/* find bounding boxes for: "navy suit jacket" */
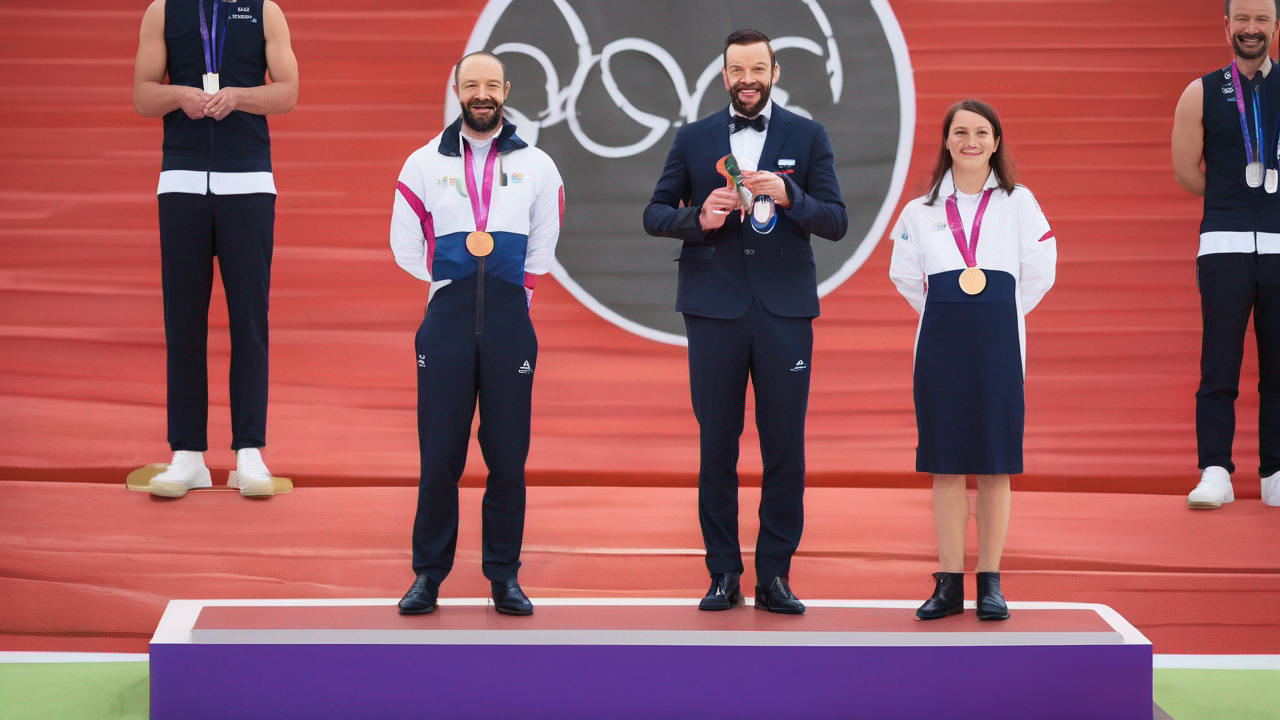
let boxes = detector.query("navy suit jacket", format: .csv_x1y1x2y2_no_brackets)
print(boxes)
643,103,848,319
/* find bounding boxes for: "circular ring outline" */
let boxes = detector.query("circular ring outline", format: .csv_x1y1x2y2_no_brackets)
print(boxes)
451,0,916,346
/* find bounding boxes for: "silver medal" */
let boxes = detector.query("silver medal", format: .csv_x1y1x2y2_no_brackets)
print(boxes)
202,72,220,94
1247,161,1265,188
1268,169,1279,194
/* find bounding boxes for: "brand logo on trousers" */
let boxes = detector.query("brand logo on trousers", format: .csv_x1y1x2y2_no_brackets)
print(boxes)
519,360,533,374
418,354,426,368
790,359,808,372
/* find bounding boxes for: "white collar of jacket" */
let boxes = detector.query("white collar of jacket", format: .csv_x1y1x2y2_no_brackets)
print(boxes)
941,167,1000,197
436,116,529,158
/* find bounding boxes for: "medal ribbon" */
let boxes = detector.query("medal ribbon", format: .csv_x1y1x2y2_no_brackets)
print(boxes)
462,138,499,233
198,0,229,78
945,187,995,268
1230,59,1264,167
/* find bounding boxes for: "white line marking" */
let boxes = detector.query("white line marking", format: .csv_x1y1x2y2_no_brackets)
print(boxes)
1154,655,1280,670
0,652,148,663
3,651,1274,670
149,598,1152,646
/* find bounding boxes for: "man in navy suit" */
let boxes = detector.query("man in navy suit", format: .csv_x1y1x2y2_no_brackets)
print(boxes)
643,29,848,614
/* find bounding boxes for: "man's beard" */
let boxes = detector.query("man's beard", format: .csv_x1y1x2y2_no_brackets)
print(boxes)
729,80,771,117
1233,32,1272,60
460,99,504,133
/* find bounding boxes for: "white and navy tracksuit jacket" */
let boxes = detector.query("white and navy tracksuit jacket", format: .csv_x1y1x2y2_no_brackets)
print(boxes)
390,118,563,584
391,119,563,307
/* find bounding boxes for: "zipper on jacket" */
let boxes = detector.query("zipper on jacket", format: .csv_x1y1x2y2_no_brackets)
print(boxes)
476,258,485,335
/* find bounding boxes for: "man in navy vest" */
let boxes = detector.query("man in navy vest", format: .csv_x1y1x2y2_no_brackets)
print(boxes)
643,30,847,613
132,0,298,498
1174,0,1280,508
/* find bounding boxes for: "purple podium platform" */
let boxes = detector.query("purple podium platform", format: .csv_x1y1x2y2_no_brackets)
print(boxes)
150,599,1156,719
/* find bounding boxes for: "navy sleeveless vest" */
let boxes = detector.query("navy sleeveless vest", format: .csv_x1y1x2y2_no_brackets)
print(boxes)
161,0,271,173
1200,62,1280,242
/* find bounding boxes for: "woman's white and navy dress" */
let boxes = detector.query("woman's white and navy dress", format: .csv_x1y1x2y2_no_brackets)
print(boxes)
889,170,1057,474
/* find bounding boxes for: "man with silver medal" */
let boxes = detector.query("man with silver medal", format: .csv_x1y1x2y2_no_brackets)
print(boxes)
131,0,298,498
1175,0,1280,509
391,52,565,616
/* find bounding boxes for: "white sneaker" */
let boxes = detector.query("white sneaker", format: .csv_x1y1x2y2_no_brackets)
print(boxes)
1262,472,1280,507
228,448,274,497
1187,466,1234,509
149,451,212,498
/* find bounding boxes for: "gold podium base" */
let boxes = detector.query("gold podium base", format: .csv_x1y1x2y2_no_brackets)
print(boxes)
126,464,292,495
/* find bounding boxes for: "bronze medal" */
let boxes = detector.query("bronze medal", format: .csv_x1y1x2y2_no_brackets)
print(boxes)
959,266,986,295
466,231,494,257
946,186,995,297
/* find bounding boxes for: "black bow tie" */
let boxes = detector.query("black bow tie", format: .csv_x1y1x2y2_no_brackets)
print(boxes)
731,114,767,134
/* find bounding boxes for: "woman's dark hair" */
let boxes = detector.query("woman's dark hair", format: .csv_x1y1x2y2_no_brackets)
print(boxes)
923,99,1017,205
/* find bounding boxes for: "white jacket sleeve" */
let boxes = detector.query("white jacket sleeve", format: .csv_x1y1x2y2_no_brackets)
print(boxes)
1016,188,1056,314
523,156,564,304
888,207,927,315
390,154,433,283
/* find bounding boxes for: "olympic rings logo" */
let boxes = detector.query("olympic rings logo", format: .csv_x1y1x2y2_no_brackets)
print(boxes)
449,0,844,158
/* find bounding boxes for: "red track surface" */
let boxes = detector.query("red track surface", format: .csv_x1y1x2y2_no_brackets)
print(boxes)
0,1,1267,494
1,482,1276,655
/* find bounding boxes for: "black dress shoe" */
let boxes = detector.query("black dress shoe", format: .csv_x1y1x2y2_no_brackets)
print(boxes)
398,574,438,615
492,578,534,616
754,577,805,615
916,572,964,619
699,572,743,611
975,571,1010,620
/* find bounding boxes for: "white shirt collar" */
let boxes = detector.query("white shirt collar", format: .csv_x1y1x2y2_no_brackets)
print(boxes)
728,98,774,123
460,125,502,151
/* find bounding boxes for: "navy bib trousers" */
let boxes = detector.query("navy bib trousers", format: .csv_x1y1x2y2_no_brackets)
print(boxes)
412,275,537,584
159,193,274,451
1196,253,1280,476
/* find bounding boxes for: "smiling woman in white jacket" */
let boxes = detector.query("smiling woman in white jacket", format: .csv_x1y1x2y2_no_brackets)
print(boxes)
888,99,1057,623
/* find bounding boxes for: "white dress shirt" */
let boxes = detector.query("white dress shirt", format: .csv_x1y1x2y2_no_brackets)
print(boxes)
728,99,773,172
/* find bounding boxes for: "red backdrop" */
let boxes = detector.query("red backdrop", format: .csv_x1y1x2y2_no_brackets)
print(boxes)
0,0,1259,495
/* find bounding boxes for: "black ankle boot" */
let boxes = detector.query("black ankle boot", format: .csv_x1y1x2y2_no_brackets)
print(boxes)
975,571,1009,620
916,572,964,619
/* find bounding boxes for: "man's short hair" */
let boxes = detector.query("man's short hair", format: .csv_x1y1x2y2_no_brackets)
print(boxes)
454,51,507,87
723,29,775,68
1225,0,1279,18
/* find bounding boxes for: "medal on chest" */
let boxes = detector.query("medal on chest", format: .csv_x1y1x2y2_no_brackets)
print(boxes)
199,0,229,94
1230,59,1274,191
945,187,995,296
463,139,499,258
